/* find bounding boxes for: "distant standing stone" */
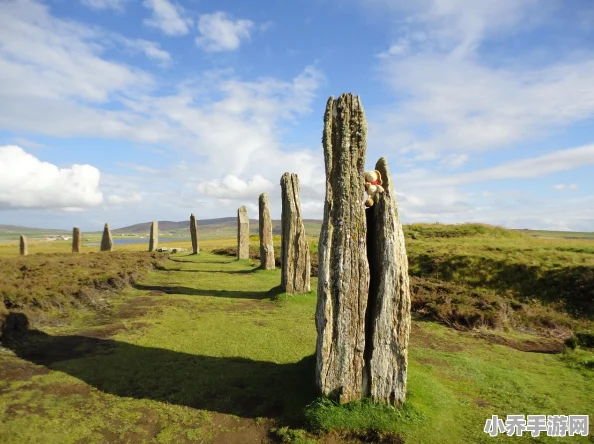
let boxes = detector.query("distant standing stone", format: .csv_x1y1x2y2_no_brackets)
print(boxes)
19,235,28,256
72,227,81,253
148,221,158,252
190,213,199,254
237,206,249,259
100,223,113,252
280,172,310,293
259,193,275,270
315,94,370,404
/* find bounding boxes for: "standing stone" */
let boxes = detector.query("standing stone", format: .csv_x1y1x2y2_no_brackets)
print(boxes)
19,235,28,256
190,213,199,254
148,221,158,252
72,227,81,253
280,173,311,293
259,193,275,270
100,223,113,252
365,157,411,406
315,94,370,404
237,206,249,260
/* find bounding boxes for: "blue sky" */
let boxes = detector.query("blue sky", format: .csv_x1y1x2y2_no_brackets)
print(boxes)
0,0,593,231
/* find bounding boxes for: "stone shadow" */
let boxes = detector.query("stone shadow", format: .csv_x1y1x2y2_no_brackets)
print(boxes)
133,284,284,300
6,328,317,425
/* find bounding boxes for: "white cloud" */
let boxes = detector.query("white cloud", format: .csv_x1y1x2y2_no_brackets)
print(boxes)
143,0,192,36
81,0,126,11
196,12,254,52
365,0,594,162
197,175,274,199
552,184,578,191
107,192,143,205
0,0,153,103
0,146,103,210
120,38,171,65
11,137,48,149
439,153,468,168
403,144,594,188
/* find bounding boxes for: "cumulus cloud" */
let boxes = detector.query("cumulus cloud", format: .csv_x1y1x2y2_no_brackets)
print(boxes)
143,0,192,36
0,146,103,210
196,12,254,52
197,175,274,199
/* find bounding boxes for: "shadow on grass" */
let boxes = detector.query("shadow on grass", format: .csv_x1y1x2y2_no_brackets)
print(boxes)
158,268,261,275
8,328,317,424
133,283,284,300
167,258,240,265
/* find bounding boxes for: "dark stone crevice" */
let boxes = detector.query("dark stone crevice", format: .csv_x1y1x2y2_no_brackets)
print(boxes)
363,205,379,398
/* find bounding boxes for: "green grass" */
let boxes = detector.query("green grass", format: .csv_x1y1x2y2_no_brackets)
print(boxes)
0,226,593,443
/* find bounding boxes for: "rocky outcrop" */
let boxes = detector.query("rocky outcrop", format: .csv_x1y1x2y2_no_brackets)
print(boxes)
364,157,411,405
280,173,311,293
149,221,158,252
190,213,199,254
20,235,28,256
315,94,370,403
237,206,249,260
72,227,81,253
100,223,113,252
259,193,275,270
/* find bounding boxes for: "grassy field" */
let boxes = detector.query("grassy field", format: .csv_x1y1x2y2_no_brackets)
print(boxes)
0,225,593,443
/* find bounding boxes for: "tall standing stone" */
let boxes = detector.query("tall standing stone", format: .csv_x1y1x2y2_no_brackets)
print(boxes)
259,193,275,270
315,94,370,404
190,213,199,254
100,223,113,252
280,173,311,293
72,227,81,253
148,221,158,252
365,157,411,405
237,206,249,260
19,235,28,256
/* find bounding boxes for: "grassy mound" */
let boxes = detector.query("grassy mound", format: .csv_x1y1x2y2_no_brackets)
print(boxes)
214,224,594,335
0,252,165,334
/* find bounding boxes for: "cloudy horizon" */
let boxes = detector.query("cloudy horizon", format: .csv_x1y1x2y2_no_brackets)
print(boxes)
1,0,593,232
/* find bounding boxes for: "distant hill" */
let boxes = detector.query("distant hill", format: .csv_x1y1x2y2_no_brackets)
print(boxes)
0,225,70,240
114,217,324,240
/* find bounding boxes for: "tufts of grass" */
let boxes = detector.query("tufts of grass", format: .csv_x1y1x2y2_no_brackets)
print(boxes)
305,398,421,436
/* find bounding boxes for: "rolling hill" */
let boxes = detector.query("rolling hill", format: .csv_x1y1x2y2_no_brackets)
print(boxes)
113,218,324,240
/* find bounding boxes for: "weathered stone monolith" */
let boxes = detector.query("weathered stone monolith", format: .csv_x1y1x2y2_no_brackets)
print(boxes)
190,213,199,254
19,235,28,256
100,223,113,252
72,227,81,253
280,173,311,293
148,221,158,252
237,206,249,259
315,94,370,403
259,193,275,270
315,94,411,407
364,157,411,405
